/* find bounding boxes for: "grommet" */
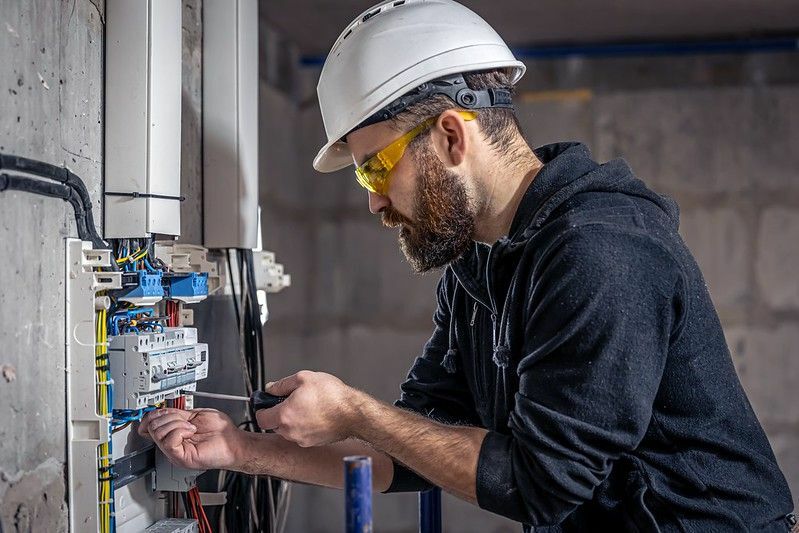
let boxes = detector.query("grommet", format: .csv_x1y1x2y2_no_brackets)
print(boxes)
456,88,477,107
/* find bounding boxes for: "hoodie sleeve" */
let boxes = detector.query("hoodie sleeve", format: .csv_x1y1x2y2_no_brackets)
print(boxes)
476,227,686,525
386,271,481,493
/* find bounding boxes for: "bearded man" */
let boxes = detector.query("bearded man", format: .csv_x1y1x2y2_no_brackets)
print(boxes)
141,1,794,530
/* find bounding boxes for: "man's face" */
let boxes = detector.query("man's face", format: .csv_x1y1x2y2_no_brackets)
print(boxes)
348,120,477,273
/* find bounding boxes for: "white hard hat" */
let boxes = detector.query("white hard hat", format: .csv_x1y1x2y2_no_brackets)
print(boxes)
313,0,525,173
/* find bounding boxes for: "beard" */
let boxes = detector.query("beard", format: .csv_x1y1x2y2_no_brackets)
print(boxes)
381,140,476,273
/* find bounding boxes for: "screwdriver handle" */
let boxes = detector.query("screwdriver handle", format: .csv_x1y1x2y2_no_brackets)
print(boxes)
250,390,287,411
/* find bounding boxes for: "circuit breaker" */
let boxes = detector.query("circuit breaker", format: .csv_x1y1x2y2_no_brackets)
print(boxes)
108,328,209,409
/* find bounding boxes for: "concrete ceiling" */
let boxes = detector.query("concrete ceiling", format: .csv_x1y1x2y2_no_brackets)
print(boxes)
262,0,799,57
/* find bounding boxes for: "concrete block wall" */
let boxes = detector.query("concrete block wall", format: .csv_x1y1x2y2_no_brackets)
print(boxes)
260,52,799,531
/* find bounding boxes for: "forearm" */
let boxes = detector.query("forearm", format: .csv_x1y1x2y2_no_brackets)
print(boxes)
232,431,394,491
351,390,487,503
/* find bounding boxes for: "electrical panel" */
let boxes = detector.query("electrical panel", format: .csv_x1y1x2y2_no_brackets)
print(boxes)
202,0,259,248
66,239,216,533
104,0,183,237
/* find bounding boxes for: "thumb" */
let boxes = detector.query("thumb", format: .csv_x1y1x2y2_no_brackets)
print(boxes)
265,373,301,396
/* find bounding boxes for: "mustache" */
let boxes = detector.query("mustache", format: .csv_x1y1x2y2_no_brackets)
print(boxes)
381,206,412,229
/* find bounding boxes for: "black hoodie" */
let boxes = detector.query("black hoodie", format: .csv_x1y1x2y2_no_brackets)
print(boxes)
386,143,794,532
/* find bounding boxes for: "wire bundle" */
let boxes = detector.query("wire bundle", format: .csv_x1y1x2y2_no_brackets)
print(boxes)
113,238,165,273
0,153,109,250
95,307,115,533
184,487,213,533
217,250,291,533
167,395,213,533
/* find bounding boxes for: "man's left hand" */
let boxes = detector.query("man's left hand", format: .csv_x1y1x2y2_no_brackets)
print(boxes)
256,370,361,447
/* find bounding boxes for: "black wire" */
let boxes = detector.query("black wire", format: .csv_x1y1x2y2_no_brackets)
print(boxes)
227,250,240,326
219,249,277,533
0,172,95,244
0,153,110,251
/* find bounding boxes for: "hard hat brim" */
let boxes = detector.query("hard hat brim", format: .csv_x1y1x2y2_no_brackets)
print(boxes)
313,139,352,173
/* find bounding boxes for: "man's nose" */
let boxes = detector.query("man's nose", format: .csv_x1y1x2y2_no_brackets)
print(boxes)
368,191,390,214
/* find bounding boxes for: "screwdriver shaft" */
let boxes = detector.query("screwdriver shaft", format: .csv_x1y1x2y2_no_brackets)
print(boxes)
180,390,249,403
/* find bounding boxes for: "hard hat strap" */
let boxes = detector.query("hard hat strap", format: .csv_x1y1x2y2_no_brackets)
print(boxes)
350,73,514,135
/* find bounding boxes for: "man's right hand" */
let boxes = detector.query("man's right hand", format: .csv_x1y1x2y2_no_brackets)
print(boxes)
139,407,245,471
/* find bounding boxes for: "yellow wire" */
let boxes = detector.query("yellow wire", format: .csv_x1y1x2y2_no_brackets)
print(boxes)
115,248,147,264
96,308,111,533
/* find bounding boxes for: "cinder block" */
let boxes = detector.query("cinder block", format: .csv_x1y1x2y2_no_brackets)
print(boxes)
756,208,799,310
517,97,595,149
760,426,799,512
724,324,799,425
739,88,799,193
313,218,440,324
594,88,754,194
260,83,304,209
343,325,432,403
261,209,314,321
298,103,353,211
679,208,751,311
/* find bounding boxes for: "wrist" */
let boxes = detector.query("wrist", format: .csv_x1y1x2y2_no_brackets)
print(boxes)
229,428,261,472
345,388,378,441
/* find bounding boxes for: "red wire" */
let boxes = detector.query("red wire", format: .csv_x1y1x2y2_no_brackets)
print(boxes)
172,393,210,533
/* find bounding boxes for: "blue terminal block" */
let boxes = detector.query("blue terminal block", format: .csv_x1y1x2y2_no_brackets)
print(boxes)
117,271,164,305
166,272,209,303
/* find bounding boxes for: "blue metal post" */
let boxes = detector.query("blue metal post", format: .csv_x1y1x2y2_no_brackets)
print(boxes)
419,487,442,533
344,455,373,533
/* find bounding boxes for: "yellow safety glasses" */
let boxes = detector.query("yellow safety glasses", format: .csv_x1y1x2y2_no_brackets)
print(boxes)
354,110,478,196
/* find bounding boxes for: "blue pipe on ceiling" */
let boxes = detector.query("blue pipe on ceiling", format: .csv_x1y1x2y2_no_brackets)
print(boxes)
299,35,799,67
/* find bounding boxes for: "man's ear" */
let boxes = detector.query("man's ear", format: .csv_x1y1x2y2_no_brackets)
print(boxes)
430,109,470,168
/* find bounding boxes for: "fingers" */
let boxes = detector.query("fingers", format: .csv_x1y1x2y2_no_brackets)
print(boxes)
255,403,282,431
265,371,308,396
139,408,192,438
160,423,197,455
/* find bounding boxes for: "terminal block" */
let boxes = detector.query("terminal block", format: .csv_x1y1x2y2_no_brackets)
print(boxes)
109,327,209,409
164,272,209,304
116,270,165,306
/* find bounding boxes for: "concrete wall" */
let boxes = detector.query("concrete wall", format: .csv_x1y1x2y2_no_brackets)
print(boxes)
0,1,104,530
260,51,799,531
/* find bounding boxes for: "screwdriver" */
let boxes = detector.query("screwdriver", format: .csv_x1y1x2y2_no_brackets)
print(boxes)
180,390,287,411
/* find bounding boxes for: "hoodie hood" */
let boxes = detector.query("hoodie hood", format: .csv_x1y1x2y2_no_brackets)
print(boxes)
452,142,679,307
443,142,679,372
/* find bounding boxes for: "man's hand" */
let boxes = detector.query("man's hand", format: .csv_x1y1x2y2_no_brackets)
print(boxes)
139,408,244,470
259,370,484,501
257,370,359,447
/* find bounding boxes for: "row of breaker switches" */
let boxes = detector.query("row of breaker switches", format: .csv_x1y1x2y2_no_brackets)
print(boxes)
108,327,209,409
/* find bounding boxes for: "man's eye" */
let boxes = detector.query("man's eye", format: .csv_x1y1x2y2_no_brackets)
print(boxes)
364,161,384,175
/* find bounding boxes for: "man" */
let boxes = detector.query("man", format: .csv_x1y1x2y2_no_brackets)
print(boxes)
141,0,795,530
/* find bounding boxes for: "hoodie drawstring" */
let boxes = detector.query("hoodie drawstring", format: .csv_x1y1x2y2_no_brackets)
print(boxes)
442,283,459,374
492,274,518,369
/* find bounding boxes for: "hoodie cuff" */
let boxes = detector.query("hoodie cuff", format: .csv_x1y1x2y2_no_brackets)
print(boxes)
476,431,525,521
384,459,436,493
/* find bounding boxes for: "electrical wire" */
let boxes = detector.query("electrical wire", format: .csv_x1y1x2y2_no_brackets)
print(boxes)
218,250,291,533
0,153,110,251
95,305,114,533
